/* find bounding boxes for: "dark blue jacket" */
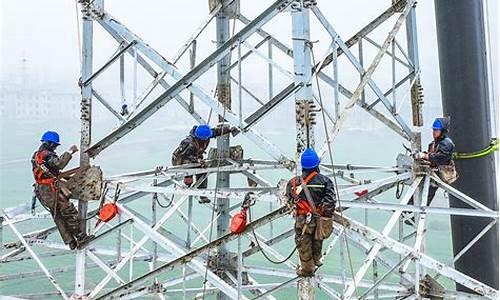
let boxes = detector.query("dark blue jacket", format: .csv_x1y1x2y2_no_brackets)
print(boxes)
428,135,455,166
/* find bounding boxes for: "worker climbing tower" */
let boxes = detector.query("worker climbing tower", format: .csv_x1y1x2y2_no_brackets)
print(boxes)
1,1,498,299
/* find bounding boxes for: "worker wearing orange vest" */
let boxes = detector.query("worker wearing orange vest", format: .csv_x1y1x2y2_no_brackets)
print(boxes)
286,148,336,276
31,131,93,250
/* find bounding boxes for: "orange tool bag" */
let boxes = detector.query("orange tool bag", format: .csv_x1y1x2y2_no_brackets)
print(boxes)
230,207,248,234
95,202,119,227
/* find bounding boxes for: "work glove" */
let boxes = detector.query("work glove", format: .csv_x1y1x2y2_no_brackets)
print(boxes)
198,159,206,168
69,145,79,155
413,152,428,160
230,126,240,136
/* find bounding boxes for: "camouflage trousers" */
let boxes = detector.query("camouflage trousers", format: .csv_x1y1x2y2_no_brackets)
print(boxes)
294,215,323,275
35,184,82,244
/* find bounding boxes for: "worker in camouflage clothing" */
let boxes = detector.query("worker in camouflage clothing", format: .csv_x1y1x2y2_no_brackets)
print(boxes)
286,148,336,276
172,124,238,203
32,131,93,250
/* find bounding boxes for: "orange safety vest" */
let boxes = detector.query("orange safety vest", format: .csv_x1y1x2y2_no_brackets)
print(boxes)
33,150,56,192
292,171,323,216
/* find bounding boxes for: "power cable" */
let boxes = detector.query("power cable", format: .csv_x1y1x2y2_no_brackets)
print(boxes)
248,206,297,264
310,44,359,297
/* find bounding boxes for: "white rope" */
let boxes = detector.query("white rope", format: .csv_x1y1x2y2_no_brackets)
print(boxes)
74,0,82,72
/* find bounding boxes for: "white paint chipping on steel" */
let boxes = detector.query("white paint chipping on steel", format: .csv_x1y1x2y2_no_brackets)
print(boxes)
1,0,499,299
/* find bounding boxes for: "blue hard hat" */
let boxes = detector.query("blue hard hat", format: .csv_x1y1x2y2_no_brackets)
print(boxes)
300,148,320,170
194,125,213,140
432,118,444,131
40,131,60,145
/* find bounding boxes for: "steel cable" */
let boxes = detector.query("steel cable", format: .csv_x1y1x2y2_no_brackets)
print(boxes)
310,44,359,297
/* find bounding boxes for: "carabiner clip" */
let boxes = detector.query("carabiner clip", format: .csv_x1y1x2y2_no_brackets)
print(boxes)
306,212,312,224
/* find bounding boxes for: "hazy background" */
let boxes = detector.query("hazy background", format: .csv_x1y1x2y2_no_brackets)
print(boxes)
0,0,498,298
1,0,498,206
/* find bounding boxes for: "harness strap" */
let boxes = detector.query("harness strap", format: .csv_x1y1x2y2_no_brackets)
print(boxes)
292,171,319,215
33,150,56,192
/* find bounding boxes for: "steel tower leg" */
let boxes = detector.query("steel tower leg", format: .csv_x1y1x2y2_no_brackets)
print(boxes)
292,1,315,299
434,0,499,291
75,0,96,296
292,1,315,157
214,1,236,298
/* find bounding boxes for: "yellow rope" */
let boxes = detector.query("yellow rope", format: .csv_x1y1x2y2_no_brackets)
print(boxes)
453,138,498,159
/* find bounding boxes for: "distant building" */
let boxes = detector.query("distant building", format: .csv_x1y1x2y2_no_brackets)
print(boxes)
0,86,81,120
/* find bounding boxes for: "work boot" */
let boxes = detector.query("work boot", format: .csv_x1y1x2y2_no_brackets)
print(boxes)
76,233,95,249
296,267,314,277
68,239,78,250
198,196,211,204
314,257,323,268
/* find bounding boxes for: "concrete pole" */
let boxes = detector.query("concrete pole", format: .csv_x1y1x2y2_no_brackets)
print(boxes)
292,1,315,299
434,0,499,291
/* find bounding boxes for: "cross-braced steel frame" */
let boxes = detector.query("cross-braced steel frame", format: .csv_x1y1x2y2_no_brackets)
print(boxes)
1,0,498,299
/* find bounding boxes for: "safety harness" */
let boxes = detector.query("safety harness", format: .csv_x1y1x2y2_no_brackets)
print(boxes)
33,150,56,192
292,171,323,216
453,138,498,159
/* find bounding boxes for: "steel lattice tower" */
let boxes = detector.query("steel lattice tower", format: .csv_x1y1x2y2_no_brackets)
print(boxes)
1,1,498,299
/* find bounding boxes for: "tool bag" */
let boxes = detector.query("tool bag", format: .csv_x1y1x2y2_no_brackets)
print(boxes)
65,165,103,201
301,180,333,240
230,207,248,234
437,160,458,184
314,216,333,240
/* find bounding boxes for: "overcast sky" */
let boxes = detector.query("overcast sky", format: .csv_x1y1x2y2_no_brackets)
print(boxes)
0,0,498,129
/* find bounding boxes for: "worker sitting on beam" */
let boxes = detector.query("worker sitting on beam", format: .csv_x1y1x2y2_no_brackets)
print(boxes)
286,148,336,276
31,131,93,250
171,124,238,203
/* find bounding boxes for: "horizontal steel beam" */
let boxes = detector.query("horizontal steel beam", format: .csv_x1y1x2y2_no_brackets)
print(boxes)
341,202,499,218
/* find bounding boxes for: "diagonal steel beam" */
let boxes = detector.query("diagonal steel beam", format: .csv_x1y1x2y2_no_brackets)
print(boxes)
96,206,289,300
312,3,416,159
170,0,232,64
82,40,137,87
244,83,300,128
344,215,500,299
88,192,193,298
85,0,293,166
3,213,69,300
242,1,411,140
84,0,293,168
430,174,494,211
115,204,247,300
91,89,127,122
316,0,408,73
342,175,421,298
97,21,205,124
